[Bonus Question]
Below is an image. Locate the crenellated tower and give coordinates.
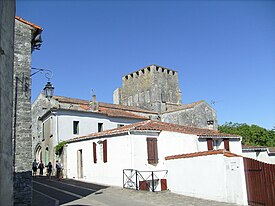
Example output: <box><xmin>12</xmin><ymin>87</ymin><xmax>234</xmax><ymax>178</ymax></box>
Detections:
<box><xmin>114</xmin><ymin>64</ymin><xmax>182</xmax><ymax>114</ymax></box>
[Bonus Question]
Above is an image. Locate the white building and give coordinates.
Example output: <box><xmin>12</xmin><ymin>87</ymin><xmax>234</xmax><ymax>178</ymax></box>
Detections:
<box><xmin>32</xmin><ymin>94</ymin><xmax>156</xmax><ymax>166</ymax></box>
<box><xmin>242</xmin><ymin>145</ymin><xmax>275</xmax><ymax>164</ymax></box>
<box><xmin>64</xmin><ymin>120</ymin><xmax>246</xmax><ymax>204</ymax></box>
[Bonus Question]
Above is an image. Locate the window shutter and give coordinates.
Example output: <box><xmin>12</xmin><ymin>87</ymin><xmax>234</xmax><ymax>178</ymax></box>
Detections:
<box><xmin>103</xmin><ymin>139</ymin><xmax>107</xmax><ymax>163</ymax></box>
<box><xmin>93</xmin><ymin>142</ymin><xmax>97</xmax><ymax>163</ymax></box>
<box><xmin>147</xmin><ymin>138</ymin><xmax>158</xmax><ymax>164</ymax></box>
<box><xmin>224</xmin><ymin>139</ymin><xmax>230</xmax><ymax>151</ymax></box>
<box><xmin>207</xmin><ymin>138</ymin><xmax>213</xmax><ymax>150</ymax></box>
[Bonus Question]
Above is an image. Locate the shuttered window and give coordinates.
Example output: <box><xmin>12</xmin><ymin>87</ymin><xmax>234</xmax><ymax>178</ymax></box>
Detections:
<box><xmin>207</xmin><ymin>138</ymin><xmax>213</xmax><ymax>150</ymax></box>
<box><xmin>103</xmin><ymin>140</ymin><xmax>107</xmax><ymax>163</ymax></box>
<box><xmin>147</xmin><ymin>138</ymin><xmax>158</xmax><ymax>164</ymax></box>
<box><xmin>224</xmin><ymin>139</ymin><xmax>230</xmax><ymax>151</ymax></box>
<box><xmin>93</xmin><ymin>142</ymin><xmax>97</xmax><ymax>163</ymax></box>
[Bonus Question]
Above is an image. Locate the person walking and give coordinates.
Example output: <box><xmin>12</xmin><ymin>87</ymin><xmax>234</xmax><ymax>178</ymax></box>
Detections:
<box><xmin>32</xmin><ymin>159</ymin><xmax>38</xmax><ymax>176</ymax></box>
<box><xmin>38</xmin><ymin>160</ymin><xmax>44</xmax><ymax>176</ymax></box>
<box><xmin>46</xmin><ymin>162</ymin><xmax>53</xmax><ymax>180</ymax></box>
<box><xmin>56</xmin><ymin>160</ymin><xmax>62</xmax><ymax>181</ymax></box>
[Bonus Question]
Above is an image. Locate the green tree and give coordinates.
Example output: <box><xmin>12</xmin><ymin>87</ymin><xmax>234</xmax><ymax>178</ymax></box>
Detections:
<box><xmin>218</xmin><ymin>122</ymin><xmax>275</xmax><ymax>147</ymax></box>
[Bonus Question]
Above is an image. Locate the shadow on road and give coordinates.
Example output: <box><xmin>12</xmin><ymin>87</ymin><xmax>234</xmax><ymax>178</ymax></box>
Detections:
<box><xmin>32</xmin><ymin>176</ymin><xmax>108</xmax><ymax>206</ymax></box>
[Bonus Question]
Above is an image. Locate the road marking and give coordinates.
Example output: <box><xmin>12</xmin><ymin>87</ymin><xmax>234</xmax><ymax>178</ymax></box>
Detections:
<box><xmin>33</xmin><ymin>180</ymin><xmax>83</xmax><ymax>198</ymax></box>
<box><xmin>33</xmin><ymin>189</ymin><xmax>59</xmax><ymax>206</ymax></box>
<box><xmin>57</xmin><ymin>180</ymin><xmax>97</xmax><ymax>192</ymax></box>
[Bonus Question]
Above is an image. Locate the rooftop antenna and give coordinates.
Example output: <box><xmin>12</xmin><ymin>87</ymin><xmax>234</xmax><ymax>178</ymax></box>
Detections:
<box><xmin>90</xmin><ymin>89</ymin><xmax>95</xmax><ymax>100</ymax></box>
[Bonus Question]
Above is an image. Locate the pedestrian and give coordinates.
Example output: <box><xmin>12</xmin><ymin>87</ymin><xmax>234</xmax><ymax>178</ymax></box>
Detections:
<box><xmin>32</xmin><ymin>159</ymin><xmax>38</xmax><ymax>176</ymax></box>
<box><xmin>46</xmin><ymin>162</ymin><xmax>53</xmax><ymax>180</ymax></box>
<box><xmin>56</xmin><ymin>160</ymin><xmax>62</xmax><ymax>181</ymax></box>
<box><xmin>38</xmin><ymin>160</ymin><xmax>44</xmax><ymax>176</ymax></box>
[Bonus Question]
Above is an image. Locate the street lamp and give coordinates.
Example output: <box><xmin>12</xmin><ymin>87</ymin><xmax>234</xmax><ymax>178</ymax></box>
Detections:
<box><xmin>43</xmin><ymin>81</ymin><xmax>54</xmax><ymax>99</ymax></box>
<box><xmin>31</xmin><ymin>67</ymin><xmax>54</xmax><ymax>99</ymax></box>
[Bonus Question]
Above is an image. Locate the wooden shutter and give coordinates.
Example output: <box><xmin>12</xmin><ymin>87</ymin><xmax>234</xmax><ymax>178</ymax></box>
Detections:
<box><xmin>103</xmin><ymin>139</ymin><xmax>107</xmax><ymax>163</ymax></box>
<box><xmin>93</xmin><ymin>142</ymin><xmax>97</xmax><ymax>163</ymax></box>
<box><xmin>207</xmin><ymin>138</ymin><xmax>213</xmax><ymax>150</ymax></box>
<box><xmin>224</xmin><ymin>139</ymin><xmax>230</xmax><ymax>151</ymax></box>
<box><xmin>147</xmin><ymin>138</ymin><xmax>158</xmax><ymax>164</ymax></box>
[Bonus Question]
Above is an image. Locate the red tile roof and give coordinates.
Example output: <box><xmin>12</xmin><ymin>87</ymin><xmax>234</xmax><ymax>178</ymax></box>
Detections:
<box><xmin>15</xmin><ymin>16</ymin><xmax>43</xmax><ymax>30</ymax></box>
<box><xmin>51</xmin><ymin>95</ymin><xmax>152</xmax><ymax>120</ymax></box>
<box><xmin>68</xmin><ymin>120</ymin><xmax>240</xmax><ymax>143</ymax></box>
<box><xmin>165</xmin><ymin>149</ymin><xmax>241</xmax><ymax>160</ymax></box>
<box><xmin>52</xmin><ymin>95</ymin><xmax>156</xmax><ymax>114</ymax></box>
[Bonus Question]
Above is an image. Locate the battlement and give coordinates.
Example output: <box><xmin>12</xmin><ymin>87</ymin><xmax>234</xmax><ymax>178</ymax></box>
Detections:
<box><xmin>123</xmin><ymin>64</ymin><xmax>178</xmax><ymax>81</ymax></box>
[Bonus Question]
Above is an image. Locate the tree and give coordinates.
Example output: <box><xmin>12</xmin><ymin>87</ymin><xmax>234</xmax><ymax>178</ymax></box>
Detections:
<box><xmin>218</xmin><ymin>122</ymin><xmax>275</xmax><ymax>147</ymax></box>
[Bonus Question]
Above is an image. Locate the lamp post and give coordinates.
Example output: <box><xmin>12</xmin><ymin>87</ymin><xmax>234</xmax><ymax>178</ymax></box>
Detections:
<box><xmin>31</xmin><ymin>67</ymin><xmax>54</xmax><ymax>99</ymax></box>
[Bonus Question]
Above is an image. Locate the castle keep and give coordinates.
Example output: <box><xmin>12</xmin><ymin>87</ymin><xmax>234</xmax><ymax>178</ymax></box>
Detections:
<box><xmin>114</xmin><ymin>64</ymin><xmax>217</xmax><ymax>130</ymax></box>
<box><xmin>114</xmin><ymin>64</ymin><xmax>182</xmax><ymax>114</ymax></box>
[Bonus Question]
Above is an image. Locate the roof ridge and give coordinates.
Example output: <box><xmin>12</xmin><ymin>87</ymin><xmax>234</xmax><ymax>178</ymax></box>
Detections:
<box><xmin>15</xmin><ymin>16</ymin><xmax>43</xmax><ymax>30</ymax></box>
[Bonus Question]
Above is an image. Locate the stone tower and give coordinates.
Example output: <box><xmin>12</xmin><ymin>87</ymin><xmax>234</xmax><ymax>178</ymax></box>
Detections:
<box><xmin>114</xmin><ymin>64</ymin><xmax>182</xmax><ymax>114</ymax></box>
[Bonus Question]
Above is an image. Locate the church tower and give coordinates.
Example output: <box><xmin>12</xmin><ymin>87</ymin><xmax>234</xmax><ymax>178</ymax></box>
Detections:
<box><xmin>113</xmin><ymin>64</ymin><xmax>182</xmax><ymax>114</ymax></box>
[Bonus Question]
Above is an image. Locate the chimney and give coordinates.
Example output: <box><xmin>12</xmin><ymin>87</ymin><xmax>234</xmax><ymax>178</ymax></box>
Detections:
<box><xmin>207</xmin><ymin>120</ymin><xmax>214</xmax><ymax>130</ymax></box>
<box><xmin>90</xmin><ymin>94</ymin><xmax>99</xmax><ymax>111</ymax></box>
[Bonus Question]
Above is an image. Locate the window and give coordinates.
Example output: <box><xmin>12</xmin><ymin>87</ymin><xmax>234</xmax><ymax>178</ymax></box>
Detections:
<box><xmin>73</xmin><ymin>121</ymin><xmax>79</xmax><ymax>134</ymax></box>
<box><xmin>207</xmin><ymin>138</ymin><xmax>213</xmax><ymax>150</ymax></box>
<box><xmin>43</xmin><ymin>118</ymin><xmax>52</xmax><ymax>140</ymax></box>
<box><xmin>224</xmin><ymin>139</ymin><xmax>230</xmax><ymax>151</ymax></box>
<box><xmin>98</xmin><ymin>123</ymin><xmax>103</xmax><ymax>132</ymax></box>
<box><xmin>117</xmin><ymin>124</ymin><xmax>124</xmax><ymax>128</ymax></box>
<box><xmin>93</xmin><ymin>142</ymin><xmax>97</xmax><ymax>163</ymax></box>
<box><xmin>147</xmin><ymin>138</ymin><xmax>158</xmax><ymax>164</ymax></box>
<box><xmin>103</xmin><ymin>140</ymin><xmax>107</xmax><ymax>163</ymax></box>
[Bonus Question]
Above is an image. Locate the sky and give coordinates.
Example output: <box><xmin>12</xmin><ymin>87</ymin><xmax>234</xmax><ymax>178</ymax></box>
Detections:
<box><xmin>16</xmin><ymin>0</ymin><xmax>275</xmax><ymax>130</ymax></box>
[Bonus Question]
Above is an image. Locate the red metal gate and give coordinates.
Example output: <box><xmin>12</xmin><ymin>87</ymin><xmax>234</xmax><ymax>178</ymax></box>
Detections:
<box><xmin>243</xmin><ymin>157</ymin><xmax>275</xmax><ymax>206</ymax></box>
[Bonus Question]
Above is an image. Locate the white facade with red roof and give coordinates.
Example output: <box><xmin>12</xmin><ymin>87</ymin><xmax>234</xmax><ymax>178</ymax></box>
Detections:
<box><xmin>64</xmin><ymin>120</ymin><xmax>244</xmax><ymax>204</ymax></box>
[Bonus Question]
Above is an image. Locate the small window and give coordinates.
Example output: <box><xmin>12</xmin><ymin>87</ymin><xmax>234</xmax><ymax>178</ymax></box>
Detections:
<box><xmin>147</xmin><ymin>138</ymin><xmax>158</xmax><ymax>164</ymax></box>
<box><xmin>117</xmin><ymin>124</ymin><xmax>124</xmax><ymax>128</ymax></box>
<box><xmin>98</xmin><ymin>123</ymin><xmax>103</xmax><ymax>132</ymax></box>
<box><xmin>73</xmin><ymin>121</ymin><xmax>79</xmax><ymax>134</ymax></box>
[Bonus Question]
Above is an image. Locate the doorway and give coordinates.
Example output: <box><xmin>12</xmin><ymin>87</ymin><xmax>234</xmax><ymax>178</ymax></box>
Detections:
<box><xmin>77</xmin><ymin>149</ymin><xmax>83</xmax><ymax>179</ymax></box>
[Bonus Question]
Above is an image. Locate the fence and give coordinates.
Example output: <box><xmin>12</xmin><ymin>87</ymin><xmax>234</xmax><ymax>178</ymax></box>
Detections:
<box><xmin>123</xmin><ymin>169</ymin><xmax>168</xmax><ymax>192</ymax></box>
<box><xmin>244</xmin><ymin>157</ymin><xmax>275</xmax><ymax>206</ymax></box>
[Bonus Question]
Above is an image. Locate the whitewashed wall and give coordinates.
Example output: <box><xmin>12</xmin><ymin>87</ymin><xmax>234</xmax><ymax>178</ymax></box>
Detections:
<box><xmin>242</xmin><ymin>151</ymin><xmax>275</xmax><ymax>164</ymax></box>
<box><xmin>166</xmin><ymin>154</ymin><xmax>248</xmax><ymax>205</ymax></box>
<box><xmin>51</xmin><ymin>110</ymin><xmax>142</xmax><ymax>143</ymax></box>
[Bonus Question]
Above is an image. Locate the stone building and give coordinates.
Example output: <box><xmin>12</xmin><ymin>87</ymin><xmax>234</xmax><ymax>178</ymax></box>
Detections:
<box><xmin>32</xmin><ymin>94</ymin><xmax>156</xmax><ymax>170</ymax></box>
<box><xmin>114</xmin><ymin>64</ymin><xmax>218</xmax><ymax>130</ymax></box>
<box><xmin>13</xmin><ymin>16</ymin><xmax>43</xmax><ymax>205</ymax></box>
<box><xmin>0</xmin><ymin>0</ymin><xmax>15</xmax><ymax>205</ymax></box>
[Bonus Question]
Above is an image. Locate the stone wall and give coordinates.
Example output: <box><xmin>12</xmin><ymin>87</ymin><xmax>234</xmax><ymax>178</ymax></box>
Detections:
<box><xmin>161</xmin><ymin>101</ymin><xmax>218</xmax><ymax>130</ymax></box>
<box><xmin>0</xmin><ymin>0</ymin><xmax>15</xmax><ymax>205</ymax></box>
<box><xmin>115</xmin><ymin>65</ymin><xmax>182</xmax><ymax>113</ymax></box>
<box><xmin>13</xmin><ymin>19</ymin><xmax>34</xmax><ymax>205</ymax></box>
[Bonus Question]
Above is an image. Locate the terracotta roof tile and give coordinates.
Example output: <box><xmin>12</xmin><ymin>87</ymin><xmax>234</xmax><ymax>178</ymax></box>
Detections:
<box><xmin>68</xmin><ymin>120</ymin><xmax>240</xmax><ymax>143</ymax></box>
<box><xmin>165</xmin><ymin>150</ymin><xmax>241</xmax><ymax>160</ymax></box>
<box><xmin>52</xmin><ymin>95</ymin><xmax>156</xmax><ymax>114</ymax></box>
<box><xmin>15</xmin><ymin>16</ymin><xmax>43</xmax><ymax>30</ymax></box>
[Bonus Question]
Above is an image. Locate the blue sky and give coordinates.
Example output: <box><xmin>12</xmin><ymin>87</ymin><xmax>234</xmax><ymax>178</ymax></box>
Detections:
<box><xmin>17</xmin><ymin>0</ymin><xmax>275</xmax><ymax>129</ymax></box>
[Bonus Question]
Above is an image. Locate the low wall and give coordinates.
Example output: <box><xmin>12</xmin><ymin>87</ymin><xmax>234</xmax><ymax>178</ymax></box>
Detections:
<box><xmin>166</xmin><ymin>154</ymin><xmax>248</xmax><ymax>205</ymax></box>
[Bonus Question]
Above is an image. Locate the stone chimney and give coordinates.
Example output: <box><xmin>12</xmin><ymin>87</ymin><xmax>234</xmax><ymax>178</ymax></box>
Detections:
<box><xmin>90</xmin><ymin>94</ymin><xmax>99</xmax><ymax>111</ymax></box>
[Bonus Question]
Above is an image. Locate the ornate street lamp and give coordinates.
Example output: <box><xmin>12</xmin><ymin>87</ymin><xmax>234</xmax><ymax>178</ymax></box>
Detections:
<box><xmin>43</xmin><ymin>81</ymin><xmax>54</xmax><ymax>99</ymax></box>
<box><xmin>31</xmin><ymin>67</ymin><xmax>54</xmax><ymax>99</ymax></box>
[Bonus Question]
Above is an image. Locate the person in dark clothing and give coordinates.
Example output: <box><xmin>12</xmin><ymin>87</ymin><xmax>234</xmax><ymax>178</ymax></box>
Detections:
<box><xmin>46</xmin><ymin>162</ymin><xmax>53</xmax><ymax>180</ymax></box>
<box><xmin>56</xmin><ymin>160</ymin><xmax>62</xmax><ymax>180</ymax></box>
<box><xmin>32</xmin><ymin>159</ymin><xmax>38</xmax><ymax>176</ymax></box>
<box><xmin>38</xmin><ymin>160</ymin><xmax>44</xmax><ymax>176</ymax></box>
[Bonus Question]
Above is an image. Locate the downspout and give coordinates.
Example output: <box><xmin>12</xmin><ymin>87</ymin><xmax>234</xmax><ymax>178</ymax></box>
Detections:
<box><xmin>128</xmin><ymin>131</ymin><xmax>133</xmax><ymax>169</ymax></box>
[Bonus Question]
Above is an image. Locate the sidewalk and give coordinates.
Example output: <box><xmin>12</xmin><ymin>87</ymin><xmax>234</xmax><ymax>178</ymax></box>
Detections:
<box><xmin>62</xmin><ymin>186</ymin><xmax>243</xmax><ymax>206</ymax></box>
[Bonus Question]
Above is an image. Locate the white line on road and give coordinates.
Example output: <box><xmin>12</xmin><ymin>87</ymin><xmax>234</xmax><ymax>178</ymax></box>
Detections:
<box><xmin>33</xmin><ymin>180</ymin><xmax>83</xmax><ymax>198</ymax></box>
<box><xmin>33</xmin><ymin>189</ymin><xmax>59</xmax><ymax>206</ymax></box>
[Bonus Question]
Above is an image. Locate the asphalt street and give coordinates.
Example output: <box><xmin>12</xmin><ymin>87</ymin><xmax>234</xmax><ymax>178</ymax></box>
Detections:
<box><xmin>33</xmin><ymin>176</ymin><xmax>242</xmax><ymax>206</ymax></box>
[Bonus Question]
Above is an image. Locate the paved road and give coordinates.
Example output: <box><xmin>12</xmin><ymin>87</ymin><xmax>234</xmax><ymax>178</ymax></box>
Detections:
<box><xmin>33</xmin><ymin>176</ymin><xmax>242</xmax><ymax>206</ymax></box>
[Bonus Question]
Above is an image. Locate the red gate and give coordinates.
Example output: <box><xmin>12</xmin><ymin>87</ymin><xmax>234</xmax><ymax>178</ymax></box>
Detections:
<box><xmin>243</xmin><ymin>157</ymin><xmax>275</xmax><ymax>206</ymax></box>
